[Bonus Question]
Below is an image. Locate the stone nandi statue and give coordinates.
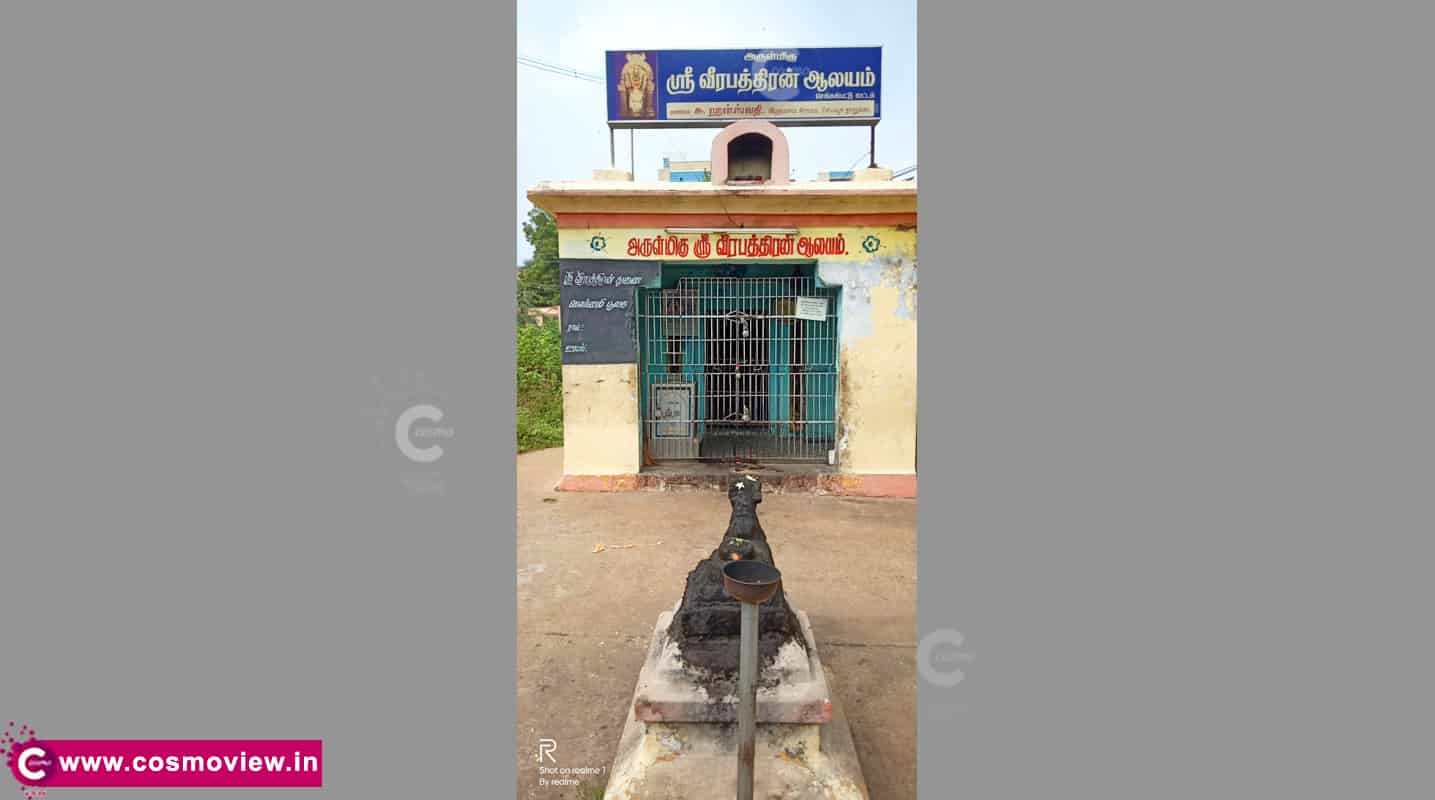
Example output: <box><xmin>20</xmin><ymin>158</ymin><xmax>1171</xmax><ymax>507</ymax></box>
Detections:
<box><xmin>666</xmin><ymin>475</ymin><xmax>805</xmax><ymax>675</ymax></box>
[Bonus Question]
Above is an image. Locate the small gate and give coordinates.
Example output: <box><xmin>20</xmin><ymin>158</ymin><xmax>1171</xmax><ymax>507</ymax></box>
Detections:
<box><xmin>638</xmin><ymin>275</ymin><xmax>840</xmax><ymax>464</ymax></box>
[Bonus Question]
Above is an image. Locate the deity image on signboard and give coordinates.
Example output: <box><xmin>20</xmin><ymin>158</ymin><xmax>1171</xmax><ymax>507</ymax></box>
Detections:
<box><xmin>616</xmin><ymin>52</ymin><xmax>657</xmax><ymax>119</ymax></box>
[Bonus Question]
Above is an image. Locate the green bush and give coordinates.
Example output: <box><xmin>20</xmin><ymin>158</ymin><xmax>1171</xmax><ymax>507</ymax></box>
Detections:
<box><xmin>516</xmin><ymin>320</ymin><xmax>563</xmax><ymax>452</ymax></box>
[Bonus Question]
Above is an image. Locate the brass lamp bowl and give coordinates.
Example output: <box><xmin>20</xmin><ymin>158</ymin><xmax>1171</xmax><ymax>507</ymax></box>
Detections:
<box><xmin>721</xmin><ymin>560</ymin><xmax>782</xmax><ymax>605</ymax></box>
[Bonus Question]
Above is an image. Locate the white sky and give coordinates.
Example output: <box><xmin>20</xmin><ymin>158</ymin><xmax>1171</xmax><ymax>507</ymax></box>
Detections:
<box><xmin>516</xmin><ymin>0</ymin><xmax>917</xmax><ymax>261</ymax></box>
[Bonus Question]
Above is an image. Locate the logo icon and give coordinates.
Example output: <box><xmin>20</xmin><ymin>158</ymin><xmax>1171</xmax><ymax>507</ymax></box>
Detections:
<box><xmin>362</xmin><ymin>371</ymin><xmax>453</xmax><ymax>495</ymax></box>
<box><xmin>6</xmin><ymin>724</ymin><xmax>53</xmax><ymax>795</ymax></box>
<box><xmin>13</xmin><ymin>743</ymin><xmax>55</xmax><ymax>786</ymax></box>
<box><xmin>536</xmin><ymin>738</ymin><xmax>557</xmax><ymax>764</ymax></box>
<box><xmin>589</xmin><ymin>234</ymin><xmax>607</xmax><ymax>252</ymax></box>
<box><xmin>916</xmin><ymin>628</ymin><xmax>973</xmax><ymax>688</ymax></box>
<box><xmin>395</xmin><ymin>404</ymin><xmax>452</xmax><ymax>464</ymax></box>
<box><xmin>862</xmin><ymin>234</ymin><xmax>881</xmax><ymax>253</ymax></box>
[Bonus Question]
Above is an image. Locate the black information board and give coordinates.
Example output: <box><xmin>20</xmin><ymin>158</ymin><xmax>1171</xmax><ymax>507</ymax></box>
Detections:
<box><xmin>557</xmin><ymin>259</ymin><xmax>661</xmax><ymax>364</ymax></box>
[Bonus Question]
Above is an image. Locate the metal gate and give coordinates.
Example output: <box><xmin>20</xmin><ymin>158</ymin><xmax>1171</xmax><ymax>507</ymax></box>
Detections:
<box><xmin>638</xmin><ymin>275</ymin><xmax>840</xmax><ymax>464</ymax></box>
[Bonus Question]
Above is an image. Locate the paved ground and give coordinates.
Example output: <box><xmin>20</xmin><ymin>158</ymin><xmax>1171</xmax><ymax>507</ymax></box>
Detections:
<box><xmin>516</xmin><ymin>447</ymin><xmax>917</xmax><ymax>799</ymax></box>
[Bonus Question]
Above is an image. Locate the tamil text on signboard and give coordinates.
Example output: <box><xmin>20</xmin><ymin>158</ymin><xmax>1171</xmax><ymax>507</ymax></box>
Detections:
<box><xmin>605</xmin><ymin>47</ymin><xmax>881</xmax><ymax>126</ymax></box>
<box><xmin>557</xmin><ymin>260</ymin><xmax>661</xmax><ymax>364</ymax></box>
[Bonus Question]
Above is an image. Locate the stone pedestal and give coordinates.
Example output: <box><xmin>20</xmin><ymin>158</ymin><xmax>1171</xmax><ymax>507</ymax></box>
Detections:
<box><xmin>636</xmin><ymin>604</ymin><xmax>832</xmax><ymax>724</ymax></box>
<box><xmin>604</xmin><ymin>602</ymin><xmax>869</xmax><ymax>800</ymax></box>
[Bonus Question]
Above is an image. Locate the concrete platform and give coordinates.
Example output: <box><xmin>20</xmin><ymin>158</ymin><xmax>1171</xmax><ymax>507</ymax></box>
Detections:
<box><xmin>633</xmin><ymin>603</ymin><xmax>833</xmax><ymax>724</ymax></box>
<box><xmin>604</xmin><ymin>606</ymin><xmax>869</xmax><ymax>799</ymax></box>
<box><xmin>605</xmin><ymin>665</ymin><xmax>869</xmax><ymax>800</ymax></box>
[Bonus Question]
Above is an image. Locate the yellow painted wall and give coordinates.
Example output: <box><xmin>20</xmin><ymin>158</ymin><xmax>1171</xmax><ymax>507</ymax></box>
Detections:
<box><xmin>813</xmin><ymin>230</ymin><xmax>918</xmax><ymax>475</ymax></box>
<box><xmin>553</xmin><ymin>220</ymin><xmax>916</xmax><ymax>477</ymax></box>
<box><xmin>560</xmin><ymin>362</ymin><xmax>641</xmax><ymax>475</ymax></box>
<box><xmin>835</xmin><ymin>282</ymin><xmax>918</xmax><ymax>474</ymax></box>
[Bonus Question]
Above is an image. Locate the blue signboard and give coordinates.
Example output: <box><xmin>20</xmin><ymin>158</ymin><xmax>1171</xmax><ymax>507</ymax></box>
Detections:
<box><xmin>604</xmin><ymin>47</ymin><xmax>880</xmax><ymax>127</ymax></box>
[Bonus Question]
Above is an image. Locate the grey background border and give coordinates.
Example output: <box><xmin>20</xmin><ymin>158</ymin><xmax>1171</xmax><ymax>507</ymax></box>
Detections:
<box><xmin>2</xmin><ymin>2</ymin><xmax>1432</xmax><ymax>798</ymax></box>
<box><xmin>2</xmin><ymin>2</ymin><xmax>515</xmax><ymax>797</ymax></box>
<box><xmin>924</xmin><ymin>2</ymin><xmax>1432</xmax><ymax>797</ymax></box>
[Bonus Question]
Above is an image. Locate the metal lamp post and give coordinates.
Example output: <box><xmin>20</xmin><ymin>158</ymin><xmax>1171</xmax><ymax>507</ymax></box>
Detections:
<box><xmin>721</xmin><ymin>560</ymin><xmax>783</xmax><ymax>800</ymax></box>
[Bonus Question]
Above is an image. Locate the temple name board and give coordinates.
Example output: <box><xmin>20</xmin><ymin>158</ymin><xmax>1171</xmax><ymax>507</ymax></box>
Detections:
<box><xmin>625</xmin><ymin>232</ymin><xmax>850</xmax><ymax>259</ymax></box>
<box><xmin>605</xmin><ymin>47</ymin><xmax>881</xmax><ymax>127</ymax></box>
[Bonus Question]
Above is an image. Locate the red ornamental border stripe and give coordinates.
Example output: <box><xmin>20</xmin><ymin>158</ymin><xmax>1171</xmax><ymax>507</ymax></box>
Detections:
<box><xmin>554</xmin><ymin>212</ymin><xmax>917</xmax><ymax>229</ymax></box>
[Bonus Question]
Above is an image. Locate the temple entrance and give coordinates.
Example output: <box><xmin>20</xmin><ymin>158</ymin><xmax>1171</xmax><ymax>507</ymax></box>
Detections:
<box><xmin>638</xmin><ymin>267</ymin><xmax>840</xmax><ymax>464</ymax></box>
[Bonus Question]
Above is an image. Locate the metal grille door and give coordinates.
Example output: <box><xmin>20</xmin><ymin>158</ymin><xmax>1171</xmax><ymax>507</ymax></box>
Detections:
<box><xmin>639</xmin><ymin>276</ymin><xmax>840</xmax><ymax>464</ymax></box>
